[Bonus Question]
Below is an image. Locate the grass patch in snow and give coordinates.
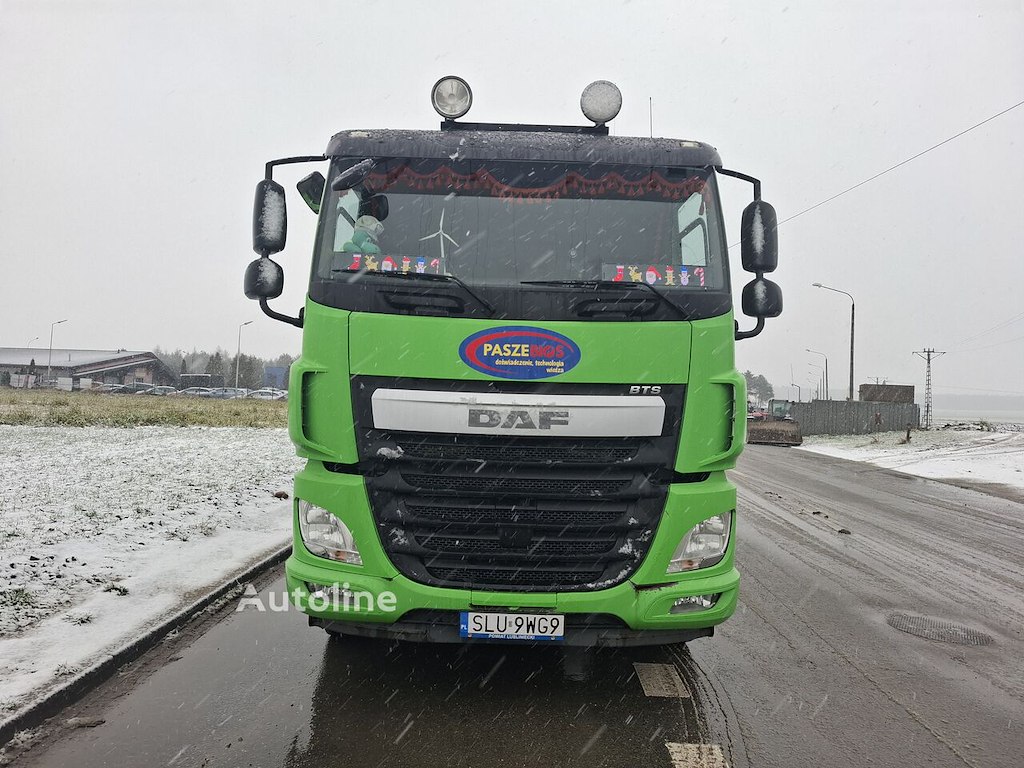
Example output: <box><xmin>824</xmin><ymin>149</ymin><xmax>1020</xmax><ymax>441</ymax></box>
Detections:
<box><xmin>0</xmin><ymin>389</ymin><xmax>286</xmax><ymax>428</ymax></box>
<box><xmin>0</xmin><ymin>588</ymin><xmax>35</xmax><ymax>608</ymax></box>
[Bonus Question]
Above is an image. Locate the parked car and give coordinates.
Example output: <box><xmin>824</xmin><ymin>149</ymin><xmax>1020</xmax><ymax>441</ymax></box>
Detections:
<box><xmin>95</xmin><ymin>383</ymin><xmax>127</xmax><ymax>394</ymax></box>
<box><xmin>138</xmin><ymin>385</ymin><xmax>177</xmax><ymax>396</ymax></box>
<box><xmin>120</xmin><ymin>382</ymin><xmax>156</xmax><ymax>394</ymax></box>
<box><xmin>169</xmin><ymin>387</ymin><xmax>212</xmax><ymax>397</ymax></box>
<box><xmin>246</xmin><ymin>388</ymin><xmax>287</xmax><ymax>400</ymax></box>
<box><xmin>200</xmin><ymin>387</ymin><xmax>247</xmax><ymax>399</ymax></box>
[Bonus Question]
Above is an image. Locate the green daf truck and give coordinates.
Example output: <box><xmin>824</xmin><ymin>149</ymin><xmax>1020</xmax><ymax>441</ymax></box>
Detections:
<box><xmin>244</xmin><ymin>78</ymin><xmax>781</xmax><ymax>646</ymax></box>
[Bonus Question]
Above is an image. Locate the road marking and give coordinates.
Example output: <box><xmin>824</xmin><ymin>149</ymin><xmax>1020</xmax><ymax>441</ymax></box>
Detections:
<box><xmin>632</xmin><ymin>662</ymin><xmax>690</xmax><ymax>697</ymax></box>
<box><xmin>665</xmin><ymin>743</ymin><xmax>730</xmax><ymax>767</ymax></box>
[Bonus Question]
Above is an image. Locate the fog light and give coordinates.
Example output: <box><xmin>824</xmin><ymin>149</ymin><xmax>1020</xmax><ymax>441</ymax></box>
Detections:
<box><xmin>580</xmin><ymin>80</ymin><xmax>622</xmax><ymax>125</ymax></box>
<box><xmin>670</xmin><ymin>594</ymin><xmax>720</xmax><ymax>614</ymax></box>
<box><xmin>431</xmin><ymin>75</ymin><xmax>473</xmax><ymax>119</ymax></box>
<box><xmin>306</xmin><ymin>582</ymin><xmax>355</xmax><ymax>603</ymax></box>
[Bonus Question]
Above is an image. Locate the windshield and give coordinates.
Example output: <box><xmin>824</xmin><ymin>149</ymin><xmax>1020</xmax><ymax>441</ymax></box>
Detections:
<box><xmin>310</xmin><ymin>158</ymin><xmax>729</xmax><ymax>319</ymax></box>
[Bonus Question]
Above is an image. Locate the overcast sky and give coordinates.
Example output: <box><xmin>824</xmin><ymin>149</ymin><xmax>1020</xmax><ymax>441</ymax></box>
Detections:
<box><xmin>1</xmin><ymin>1</ymin><xmax>1022</xmax><ymax>400</ymax></box>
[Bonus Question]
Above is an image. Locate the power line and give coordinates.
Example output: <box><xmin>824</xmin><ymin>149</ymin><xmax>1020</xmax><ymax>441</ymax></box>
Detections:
<box><xmin>949</xmin><ymin>311</ymin><xmax>1024</xmax><ymax>349</ymax></box>
<box><xmin>933</xmin><ymin>384</ymin><xmax>1024</xmax><ymax>395</ymax></box>
<box><xmin>777</xmin><ymin>98</ymin><xmax>1024</xmax><ymax>227</ymax></box>
<box><xmin>952</xmin><ymin>333</ymin><xmax>1024</xmax><ymax>354</ymax></box>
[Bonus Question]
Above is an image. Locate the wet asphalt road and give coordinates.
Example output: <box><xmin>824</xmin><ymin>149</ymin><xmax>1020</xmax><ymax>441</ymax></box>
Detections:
<box><xmin>16</xmin><ymin>446</ymin><xmax>1024</xmax><ymax>768</ymax></box>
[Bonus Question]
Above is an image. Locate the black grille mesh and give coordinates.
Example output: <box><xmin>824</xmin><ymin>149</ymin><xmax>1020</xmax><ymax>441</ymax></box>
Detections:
<box><xmin>397</xmin><ymin>443</ymin><xmax>638</xmax><ymax>465</ymax></box>
<box><xmin>427</xmin><ymin>566</ymin><xmax>606</xmax><ymax>587</ymax></box>
<box><xmin>403</xmin><ymin>473</ymin><xmax>629</xmax><ymax>496</ymax></box>
<box><xmin>420</xmin><ymin>536</ymin><xmax>614</xmax><ymax>556</ymax></box>
<box><xmin>406</xmin><ymin>505</ymin><xmax>623</xmax><ymax>526</ymax></box>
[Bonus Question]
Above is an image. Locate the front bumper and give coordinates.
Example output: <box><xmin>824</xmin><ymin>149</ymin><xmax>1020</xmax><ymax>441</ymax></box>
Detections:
<box><xmin>286</xmin><ymin>462</ymin><xmax>739</xmax><ymax>646</ymax></box>
<box><xmin>308</xmin><ymin>611</ymin><xmax>716</xmax><ymax>647</ymax></box>
<box><xmin>286</xmin><ymin>554</ymin><xmax>738</xmax><ymax>647</ymax></box>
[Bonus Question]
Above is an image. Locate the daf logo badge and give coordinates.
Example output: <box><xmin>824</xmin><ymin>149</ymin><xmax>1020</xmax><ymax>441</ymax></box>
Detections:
<box><xmin>467</xmin><ymin>408</ymin><xmax>570</xmax><ymax>430</ymax></box>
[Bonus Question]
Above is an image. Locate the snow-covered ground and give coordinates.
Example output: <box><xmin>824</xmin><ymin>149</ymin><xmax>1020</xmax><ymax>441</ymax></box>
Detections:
<box><xmin>0</xmin><ymin>425</ymin><xmax>302</xmax><ymax>714</ymax></box>
<box><xmin>797</xmin><ymin>423</ymin><xmax>1024</xmax><ymax>495</ymax></box>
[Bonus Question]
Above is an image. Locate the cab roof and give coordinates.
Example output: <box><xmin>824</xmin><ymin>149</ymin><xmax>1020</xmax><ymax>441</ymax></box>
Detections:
<box><xmin>325</xmin><ymin>128</ymin><xmax>722</xmax><ymax>168</ymax></box>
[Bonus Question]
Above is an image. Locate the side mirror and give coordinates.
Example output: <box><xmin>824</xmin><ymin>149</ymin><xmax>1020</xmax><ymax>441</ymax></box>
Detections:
<box><xmin>253</xmin><ymin>180</ymin><xmax>287</xmax><ymax>256</ymax></box>
<box><xmin>296</xmin><ymin>172</ymin><xmax>325</xmax><ymax>214</ymax></box>
<box><xmin>741</xmin><ymin>277</ymin><xmax>783</xmax><ymax>318</ymax></box>
<box><xmin>244</xmin><ymin>257</ymin><xmax>284</xmax><ymax>300</ymax></box>
<box><xmin>740</xmin><ymin>200</ymin><xmax>778</xmax><ymax>273</ymax></box>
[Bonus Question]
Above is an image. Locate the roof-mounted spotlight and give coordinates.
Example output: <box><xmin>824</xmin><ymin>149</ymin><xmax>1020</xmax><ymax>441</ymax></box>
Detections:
<box><xmin>580</xmin><ymin>80</ymin><xmax>622</xmax><ymax>126</ymax></box>
<box><xmin>431</xmin><ymin>76</ymin><xmax>473</xmax><ymax>120</ymax></box>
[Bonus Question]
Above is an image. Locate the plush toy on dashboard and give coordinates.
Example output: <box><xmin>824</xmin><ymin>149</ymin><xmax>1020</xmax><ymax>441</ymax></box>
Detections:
<box><xmin>342</xmin><ymin>215</ymin><xmax>384</xmax><ymax>255</ymax></box>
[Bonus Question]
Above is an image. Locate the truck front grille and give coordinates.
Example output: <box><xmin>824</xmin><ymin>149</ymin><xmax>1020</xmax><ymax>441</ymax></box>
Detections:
<box><xmin>362</xmin><ymin>461</ymin><xmax>665</xmax><ymax>592</ymax></box>
<box><xmin>348</xmin><ymin>376</ymin><xmax>685</xmax><ymax>593</ymax></box>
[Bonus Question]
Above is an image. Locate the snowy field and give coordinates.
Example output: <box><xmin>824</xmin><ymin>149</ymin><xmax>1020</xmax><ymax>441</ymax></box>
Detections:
<box><xmin>797</xmin><ymin>423</ymin><xmax>1024</xmax><ymax>497</ymax></box>
<box><xmin>0</xmin><ymin>425</ymin><xmax>302</xmax><ymax>714</ymax></box>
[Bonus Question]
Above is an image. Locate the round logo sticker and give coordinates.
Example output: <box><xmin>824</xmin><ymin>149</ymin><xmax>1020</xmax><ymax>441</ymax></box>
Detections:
<box><xmin>459</xmin><ymin>326</ymin><xmax>582</xmax><ymax>380</ymax></box>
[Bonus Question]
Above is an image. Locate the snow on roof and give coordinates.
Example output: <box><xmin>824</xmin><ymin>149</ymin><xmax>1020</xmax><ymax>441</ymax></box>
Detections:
<box><xmin>0</xmin><ymin>348</ymin><xmax>156</xmax><ymax>369</ymax></box>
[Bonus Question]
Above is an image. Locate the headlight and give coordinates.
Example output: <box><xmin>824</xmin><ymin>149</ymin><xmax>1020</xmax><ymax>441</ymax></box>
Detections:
<box><xmin>298</xmin><ymin>501</ymin><xmax>362</xmax><ymax>565</ymax></box>
<box><xmin>667</xmin><ymin>512</ymin><xmax>731</xmax><ymax>573</ymax></box>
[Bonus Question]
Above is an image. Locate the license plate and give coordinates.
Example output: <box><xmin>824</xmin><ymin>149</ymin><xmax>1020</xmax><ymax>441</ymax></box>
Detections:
<box><xmin>459</xmin><ymin>611</ymin><xmax>565</xmax><ymax>641</ymax></box>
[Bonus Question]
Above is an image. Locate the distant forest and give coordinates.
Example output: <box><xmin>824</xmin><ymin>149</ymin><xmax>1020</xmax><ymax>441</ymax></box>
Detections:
<box><xmin>743</xmin><ymin>370</ymin><xmax>775</xmax><ymax>405</ymax></box>
<box><xmin>153</xmin><ymin>348</ymin><xmax>295</xmax><ymax>390</ymax></box>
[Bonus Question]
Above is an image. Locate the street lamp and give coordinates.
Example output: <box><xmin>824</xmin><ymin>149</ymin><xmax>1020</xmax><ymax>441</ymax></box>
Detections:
<box><xmin>806</xmin><ymin>348</ymin><xmax>829</xmax><ymax>400</ymax></box>
<box><xmin>26</xmin><ymin>336</ymin><xmax>39</xmax><ymax>347</ymax></box>
<box><xmin>46</xmin><ymin>319</ymin><xmax>68</xmax><ymax>383</ymax></box>
<box><xmin>235</xmin><ymin>320</ymin><xmax>254</xmax><ymax>388</ymax></box>
<box><xmin>806</xmin><ymin>375</ymin><xmax>819</xmax><ymax>401</ymax></box>
<box><xmin>809</xmin><ymin>362</ymin><xmax>824</xmax><ymax>401</ymax></box>
<box><xmin>812</xmin><ymin>282</ymin><xmax>855</xmax><ymax>401</ymax></box>
<box><xmin>790</xmin><ymin>383</ymin><xmax>802</xmax><ymax>402</ymax></box>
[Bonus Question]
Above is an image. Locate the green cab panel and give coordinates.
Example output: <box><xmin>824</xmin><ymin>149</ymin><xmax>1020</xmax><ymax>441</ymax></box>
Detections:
<box><xmin>348</xmin><ymin>311</ymin><xmax>692</xmax><ymax>383</ymax></box>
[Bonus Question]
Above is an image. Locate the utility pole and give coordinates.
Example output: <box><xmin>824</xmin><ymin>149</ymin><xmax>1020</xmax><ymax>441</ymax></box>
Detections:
<box><xmin>813</xmin><ymin>283</ymin><xmax>856</xmax><ymax>400</ymax></box>
<box><xmin>46</xmin><ymin>319</ymin><xmax>68</xmax><ymax>384</ymax></box>
<box><xmin>235</xmin><ymin>320</ymin><xmax>253</xmax><ymax>388</ymax></box>
<box><xmin>913</xmin><ymin>348</ymin><xmax>945</xmax><ymax>429</ymax></box>
<box><xmin>807</xmin><ymin>349</ymin><xmax>829</xmax><ymax>399</ymax></box>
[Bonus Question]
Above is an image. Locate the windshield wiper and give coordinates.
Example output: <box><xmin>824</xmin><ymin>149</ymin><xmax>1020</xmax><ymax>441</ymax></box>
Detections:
<box><xmin>520</xmin><ymin>280</ymin><xmax>688</xmax><ymax>319</ymax></box>
<box><xmin>333</xmin><ymin>269</ymin><xmax>495</xmax><ymax>315</ymax></box>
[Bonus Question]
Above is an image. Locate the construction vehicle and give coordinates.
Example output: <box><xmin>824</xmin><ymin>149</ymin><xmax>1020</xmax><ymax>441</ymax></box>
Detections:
<box><xmin>747</xmin><ymin>399</ymin><xmax>802</xmax><ymax>446</ymax></box>
<box><xmin>242</xmin><ymin>78</ymin><xmax>782</xmax><ymax>646</ymax></box>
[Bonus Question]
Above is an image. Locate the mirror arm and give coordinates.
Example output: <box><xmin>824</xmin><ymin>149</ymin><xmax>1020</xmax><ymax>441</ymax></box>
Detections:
<box><xmin>735</xmin><ymin>316</ymin><xmax>765</xmax><ymax>341</ymax></box>
<box><xmin>265</xmin><ymin>155</ymin><xmax>327</xmax><ymax>181</ymax></box>
<box><xmin>259</xmin><ymin>298</ymin><xmax>304</xmax><ymax>328</ymax></box>
<box><xmin>716</xmin><ymin>167</ymin><xmax>761</xmax><ymax>201</ymax></box>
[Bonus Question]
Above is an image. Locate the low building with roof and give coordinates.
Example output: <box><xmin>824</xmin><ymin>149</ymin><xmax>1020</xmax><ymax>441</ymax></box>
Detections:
<box><xmin>0</xmin><ymin>348</ymin><xmax>176</xmax><ymax>388</ymax></box>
